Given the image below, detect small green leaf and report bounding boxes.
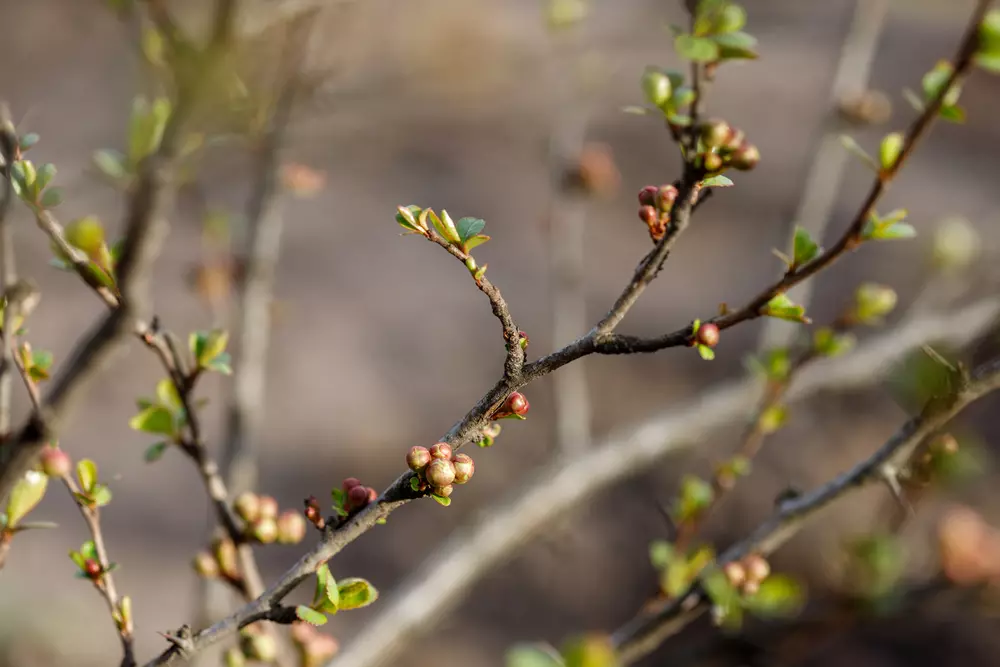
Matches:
[879,132,904,171]
[839,135,878,172]
[671,86,696,110]
[714,3,746,33]
[36,163,57,193]
[813,327,856,357]
[674,34,720,62]
[80,540,99,561]
[336,578,379,611]
[641,67,673,109]
[93,149,128,181]
[702,566,743,630]
[711,31,758,60]
[758,404,788,435]
[506,644,565,667]
[40,188,63,209]
[128,405,176,437]
[5,471,48,527]
[463,234,491,251]
[91,485,113,507]
[792,226,821,267]
[195,329,229,368]
[144,442,168,462]
[431,494,452,506]
[937,104,966,124]
[409,477,420,492]
[922,61,961,107]
[19,133,40,150]
[395,205,423,232]
[673,475,714,522]
[69,550,87,570]
[762,294,809,323]
[156,378,182,410]
[976,51,1000,73]
[697,345,715,360]
[561,634,617,667]
[76,460,98,493]
[322,565,340,612]
[701,175,733,188]
[206,352,232,375]
[456,217,486,243]
[649,540,675,571]
[294,605,328,626]
[744,574,807,618]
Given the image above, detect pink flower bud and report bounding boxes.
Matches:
[424,458,456,488]
[452,453,475,485]
[406,446,431,472]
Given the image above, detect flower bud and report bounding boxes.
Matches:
[696,323,720,348]
[854,283,897,324]
[84,559,102,580]
[730,143,760,171]
[434,484,455,498]
[428,442,453,460]
[702,152,723,173]
[304,496,325,530]
[366,487,378,504]
[638,205,657,226]
[406,446,432,472]
[424,458,456,488]
[347,484,371,511]
[452,453,475,485]
[641,68,673,109]
[723,561,746,588]
[656,185,679,211]
[932,433,959,455]
[638,185,659,207]
[234,492,261,523]
[252,518,278,544]
[224,647,246,667]
[699,119,731,149]
[722,127,745,152]
[342,477,362,493]
[492,391,530,420]
[193,551,219,578]
[743,553,771,583]
[277,510,307,544]
[40,446,71,478]
[257,495,279,521]
[741,579,760,596]
[242,633,278,662]
[212,537,240,579]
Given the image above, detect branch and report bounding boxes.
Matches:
[0,106,18,438]
[319,297,1000,667]
[611,356,1000,665]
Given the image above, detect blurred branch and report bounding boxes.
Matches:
[758,0,891,350]
[0,106,18,439]
[612,355,1000,665]
[327,296,1000,667]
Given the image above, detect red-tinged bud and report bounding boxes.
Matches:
[700,119,731,149]
[428,442,452,460]
[347,484,370,511]
[40,446,71,478]
[234,492,261,523]
[277,510,307,544]
[306,633,340,666]
[291,622,317,645]
[84,559,102,580]
[257,495,279,520]
[304,496,325,530]
[722,127,745,152]
[702,151,723,173]
[743,553,770,583]
[518,331,529,350]
[212,537,240,579]
[730,144,760,171]
[252,518,278,544]
[452,453,475,485]
[723,561,746,588]
[434,484,454,498]
[638,185,659,207]
[366,487,378,504]
[193,551,219,578]
[493,391,530,420]
[638,205,657,226]
[697,323,720,348]
[342,477,362,493]
[483,423,502,438]
[406,446,432,472]
[425,458,456,488]
[656,185,679,210]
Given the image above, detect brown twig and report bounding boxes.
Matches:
[0,106,19,439]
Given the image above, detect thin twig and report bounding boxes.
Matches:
[611,355,1000,664]
[324,298,1000,667]
[0,106,19,438]
[140,293,1000,667]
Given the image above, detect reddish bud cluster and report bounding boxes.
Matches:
[723,553,771,595]
[304,495,325,530]
[292,622,340,667]
[406,443,477,500]
[695,119,760,175]
[636,184,679,242]
[491,391,530,420]
[343,477,378,513]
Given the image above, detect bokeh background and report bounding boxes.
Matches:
[1,0,999,666]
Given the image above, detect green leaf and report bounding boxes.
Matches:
[314,564,340,612]
[144,442,168,462]
[19,133,40,150]
[714,3,746,33]
[76,459,98,493]
[922,61,961,107]
[711,31,758,60]
[561,634,617,667]
[671,85,696,110]
[862,210,916,241]
[758,404,788,435]
[641,67,673,109]
[5,471,48,527]
[156,378,182,410]
[128,96,172,165]
[674,34,720,62]
[938,104,966,124]
[69,550,87,571]
[91,485,113,507]
[673,475,714,522]
[879,132,904,171]
[80,539,99,561]
[791,226,820,267]
[431,494,452,506]
[649,540,675,571]
[36,163,57,193]
[702,566,744,630]
[839,135,878,172]
[295,605,328,626]
[506,644,564,667]
[456,217,485,243]
[206,352,232,375]
[697,345,715,360]
[395,205,424,232]
[436,210,462,244]
[463,234,491,251]
[93,149,128,181]
[813,327,856,357]
[194,329,228,368]
[128,405,176,437]
[40,188,63,209]
[409,477,420,492]
[744,574,807,618]
[976,51,1000,73]
[979,9,1000,52]
[701,175,733,188]
[336,578,379,611]
[762,294,809,323]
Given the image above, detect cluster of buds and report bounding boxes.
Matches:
[341,478,378,514]
[637,183,679,242]
[490,391,530,420]
[478,422,503,448]
[407,443,475,499]
[695,119,760,174]
[291,622,340,667]
[722,553,771,596]
[39,445,72,478]
[193,536,241,584]
[233,492,307,545]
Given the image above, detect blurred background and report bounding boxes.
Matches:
[1,0,999,665]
